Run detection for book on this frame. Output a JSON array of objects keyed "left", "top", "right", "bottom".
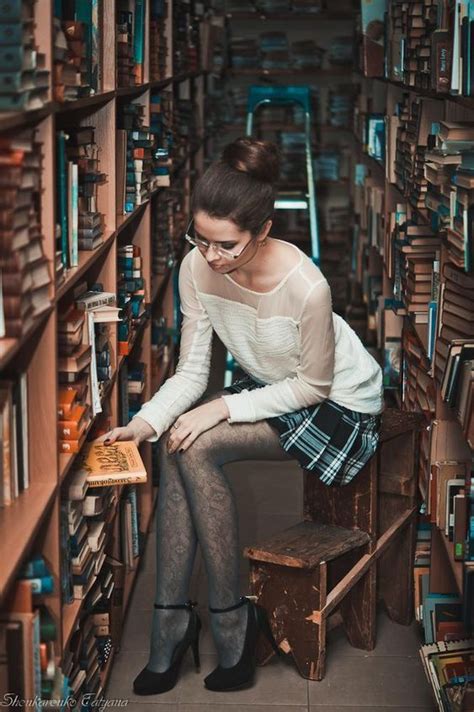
[{"left": 77, "top": 439, "right": 147, "bottom": 487}]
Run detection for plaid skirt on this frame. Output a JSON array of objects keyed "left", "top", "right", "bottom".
[{"left": 224, "top": 375, "right": 382, "bottom": 487}]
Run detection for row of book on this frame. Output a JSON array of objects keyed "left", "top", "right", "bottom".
[
  {"left": 0, "top": 128, "right": 53, "bottom": 338},
  {"left": 150, "top": 0, "right": 169, "bottom": 82},
  {"left": 414, "top": 521, "right": 474, "bottom": 711},
  {"left": 116, "top": 0, "right": 146, "bottom": 87},
  {"left": 0, "top": 556, "right": 66, "bottom": 701},
  {"left": 53, "top": 0, "right": 101, "bottom": 102},
  {"left": 229, "top": 33, "right": 352, "bottom": 71},
  {"left": 0, "top": 0, "right": 49, "bottom": 112},
  {"left": 56, "top": 126, "right": 107, "bottom": 268},
  {"left": 359, "top": 0, "right": 474, "bottom": 99}
]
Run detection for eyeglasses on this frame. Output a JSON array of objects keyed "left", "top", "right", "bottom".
[{"left": 184, "top": 219, "right": 255, "bottom": 260}]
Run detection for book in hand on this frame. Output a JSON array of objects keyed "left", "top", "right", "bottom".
[{"left": 77, "top": 439, "right": 147, "bottom": 487}]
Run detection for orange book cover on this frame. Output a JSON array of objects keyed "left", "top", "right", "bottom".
[
  {"left": 79, "top": 440, "right": 147, "bottom": 487},
  {"left": 57, "top": 388, "right": 77, "bottom": 418}
]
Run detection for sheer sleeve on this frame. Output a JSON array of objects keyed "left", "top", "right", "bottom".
[
  {"left": 131, "top": 250, "right": 213, "bottom": 441},
  {"left": 221, "top": 280, "right": 335, "bottom": 422}
]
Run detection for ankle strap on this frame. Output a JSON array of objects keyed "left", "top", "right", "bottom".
[
  {"left": 209, "top": 596, "right": 248, "bottom": 613},
  {"left": 154, "top": 599, "right": 198, "bottom": 610}
]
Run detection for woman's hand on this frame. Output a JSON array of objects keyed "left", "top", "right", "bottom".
[
  {"left": 97, "top": 416, "right": 157, "bottom": 447},
  {"left": 167, "top": 398, "right": 230, "bottom": 454}
]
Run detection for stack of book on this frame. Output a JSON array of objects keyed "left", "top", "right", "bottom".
[
  {"left": 173, "top": 0, "right": 199, "bottom": 74},
  {"left": 120, "top": 485, "right": 141, "bottom": 570},
  {"left": 327, "top": 35, "right": 353, "bottom": 66},
  {"left": 0, "top": 372, "right": 29, "bottom": 506},
  {"left": 291, "top": 39, "right": 324, "bottom": 70},
  {"left": 0, "top": 0, "right": 49, "bottom": 112},
  {"left": 85, "top": 554, "right": 124, "bottom": 652},
  {"left": 313, "top": 149, "right": 342, "bottom": 182},
  {"left": 53, "top": 20, "right": 86, "bottom": 102},
  {"left": 151, "top": 192, "right": 176, "bottom": 277},
  {"left": 0, "top": 129, "right": 53, "bottom": 338},
  {"left": 117, "top": 244, "right": 146, "bottom": 357},
  {"left": 150, "top": 92, "right": 172, "bottom": 188},
  {"left": 434, "top": 264, "right": 474, "bottom": 448},
  {"left": 116, "top": 103, "right": 153, "bottom": 215},
  {"left": 63, "top": 610, "right": 103, "bottom": 702},
  {"left": 393, "top": 223, "right": 442, "bottom": 324},
  {"left": 327, "top": 85, "right": 354, "bottom": 129},
  {"left": 0, "top": 555, "right": 68, "bottom": 703},
  {"left": 64, "top": 470, "right": 117, "bottom": 602},
  {"left": 394, "top": 96, "right": 444, "bottom": 209},
  {"left": 424, "top": 121, "right": 474, "bottom": 273},
  {"left": 58, "top": 305, "right": 92, "bottom": 455},
  {"left": 116, "top": 6, "right": 134, "bottom": 87},
  {"left": 420, "top": 639, "right": 474, "bottom": 711},
  {"left": 150, "top": 0, "right": 169, "bottom": 81},
  {"left": 260, "top": 31, "right": 289, "bottom": 71},
  {"left": 230, "top": 36, "right": 259, "bottom": 70},
  {"left": 116, "top": 0, "right": 146, "bottom": 87}
]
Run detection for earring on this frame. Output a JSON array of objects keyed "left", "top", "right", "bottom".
[{"left": 260, "top": 236, "right": 268, "bottom": 247}]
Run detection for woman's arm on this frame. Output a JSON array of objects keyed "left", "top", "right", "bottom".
[
  {"left": 220, "top": 280, "right": 335, "bottom": 422},
  {"left": 130, "top": 250, "right": 214, "bottom": 441}
]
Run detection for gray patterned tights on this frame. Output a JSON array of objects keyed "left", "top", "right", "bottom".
[{"left": 147, "top": 390, "right": 293, "bottom": 672}]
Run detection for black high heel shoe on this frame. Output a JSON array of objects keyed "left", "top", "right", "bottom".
[
  {"left": 133, "top": 599, "right": 201, "bottom": 695},
  {"left": 204, "top": 595, "right": 281, "bottom": 692}
]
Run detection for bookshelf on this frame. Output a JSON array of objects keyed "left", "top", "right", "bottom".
[
  {"left": 352, "top": 1, "right": 474, "bottom": 707},
  {"left": 0, "top": 0, "right": 216, "bottom": 703}
]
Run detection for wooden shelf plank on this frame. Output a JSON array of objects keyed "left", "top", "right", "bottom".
[{"left": 0, "top": 481, "right": 57, "bottom": 602}]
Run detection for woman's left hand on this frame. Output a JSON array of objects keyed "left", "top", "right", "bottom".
[{"left": 167, "top": 398, "right": 230, "bottom": 454}]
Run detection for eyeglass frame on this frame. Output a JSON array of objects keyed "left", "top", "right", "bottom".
[{"left": 184, "top": 218, "right": 269, "bottom": 261}]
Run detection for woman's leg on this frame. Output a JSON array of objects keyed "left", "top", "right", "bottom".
[
  {"left": 175, "top": 416, "right": 294, "bottom": 668},
  {"left": 148, "top": 390, "right": 230, "bottom": 672},
  {"left": 147, "top": 437, "right": 198, "bottom": 672}
]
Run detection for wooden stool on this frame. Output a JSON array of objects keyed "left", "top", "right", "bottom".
[{"left": 243, "top": 408, "right": 425, "bottom": 681}]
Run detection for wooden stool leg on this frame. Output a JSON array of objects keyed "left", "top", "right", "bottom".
[
  {"left": 378, "top": 512, "right": 416, "bottom": 625},
  {"left": 336, "top": 544, "right": 377, "bottom": 650},
  {"left": 248, "top": 560, "right": 328, "bottom": 681}
]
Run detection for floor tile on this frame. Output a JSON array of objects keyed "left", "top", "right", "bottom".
[
  {"left": 113, "top": 704, "right": 177, "bottom": 711},
  {"left": 307, "top": 654, "right": 433, "bottom": 708},
  {"left": 178, "top": 706, "right": 307, "bottom": 711},
  {"left": 326, "top": 609, "right": 424, "bottom": 659},
  {"left": 176, "top": 652, "right": 308, "bottom": 706},
  {"left": 309, "top": 708, "right": 434, "bottom": 711}
]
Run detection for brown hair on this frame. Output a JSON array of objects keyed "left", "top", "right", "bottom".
[{"left": 191, "top": 137, "right": 281, "bottom": 237}]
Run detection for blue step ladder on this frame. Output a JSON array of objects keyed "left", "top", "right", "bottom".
[{"left": 224, "top": 84, "right": 320, "bottom": 387}]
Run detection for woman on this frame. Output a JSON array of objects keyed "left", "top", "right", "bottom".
[{"left": 102, "top": 138, "right": 384, "bottom": 695}]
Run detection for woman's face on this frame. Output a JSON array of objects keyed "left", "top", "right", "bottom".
[{"left": 192, "top": 211, "right": 261, "bottom": 272}]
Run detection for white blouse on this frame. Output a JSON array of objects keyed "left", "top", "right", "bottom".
[{"left": 133, "top": 241, "right": 384, "bottom": 442}]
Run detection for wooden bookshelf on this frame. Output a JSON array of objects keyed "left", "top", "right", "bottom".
[
  {"left": 351, "top": 7, "right": 474, "bottom": 691},
  {"left": 0, "top": 0, "right": 211, "bottom": 701}
]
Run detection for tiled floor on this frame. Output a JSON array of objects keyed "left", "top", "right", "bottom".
[{"left": 107, "top": 456, "right": 436, "bottom": 711}]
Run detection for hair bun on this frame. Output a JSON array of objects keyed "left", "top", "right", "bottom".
[{"left": 221, "top": 137, "right": 280, "bottom": 185}]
